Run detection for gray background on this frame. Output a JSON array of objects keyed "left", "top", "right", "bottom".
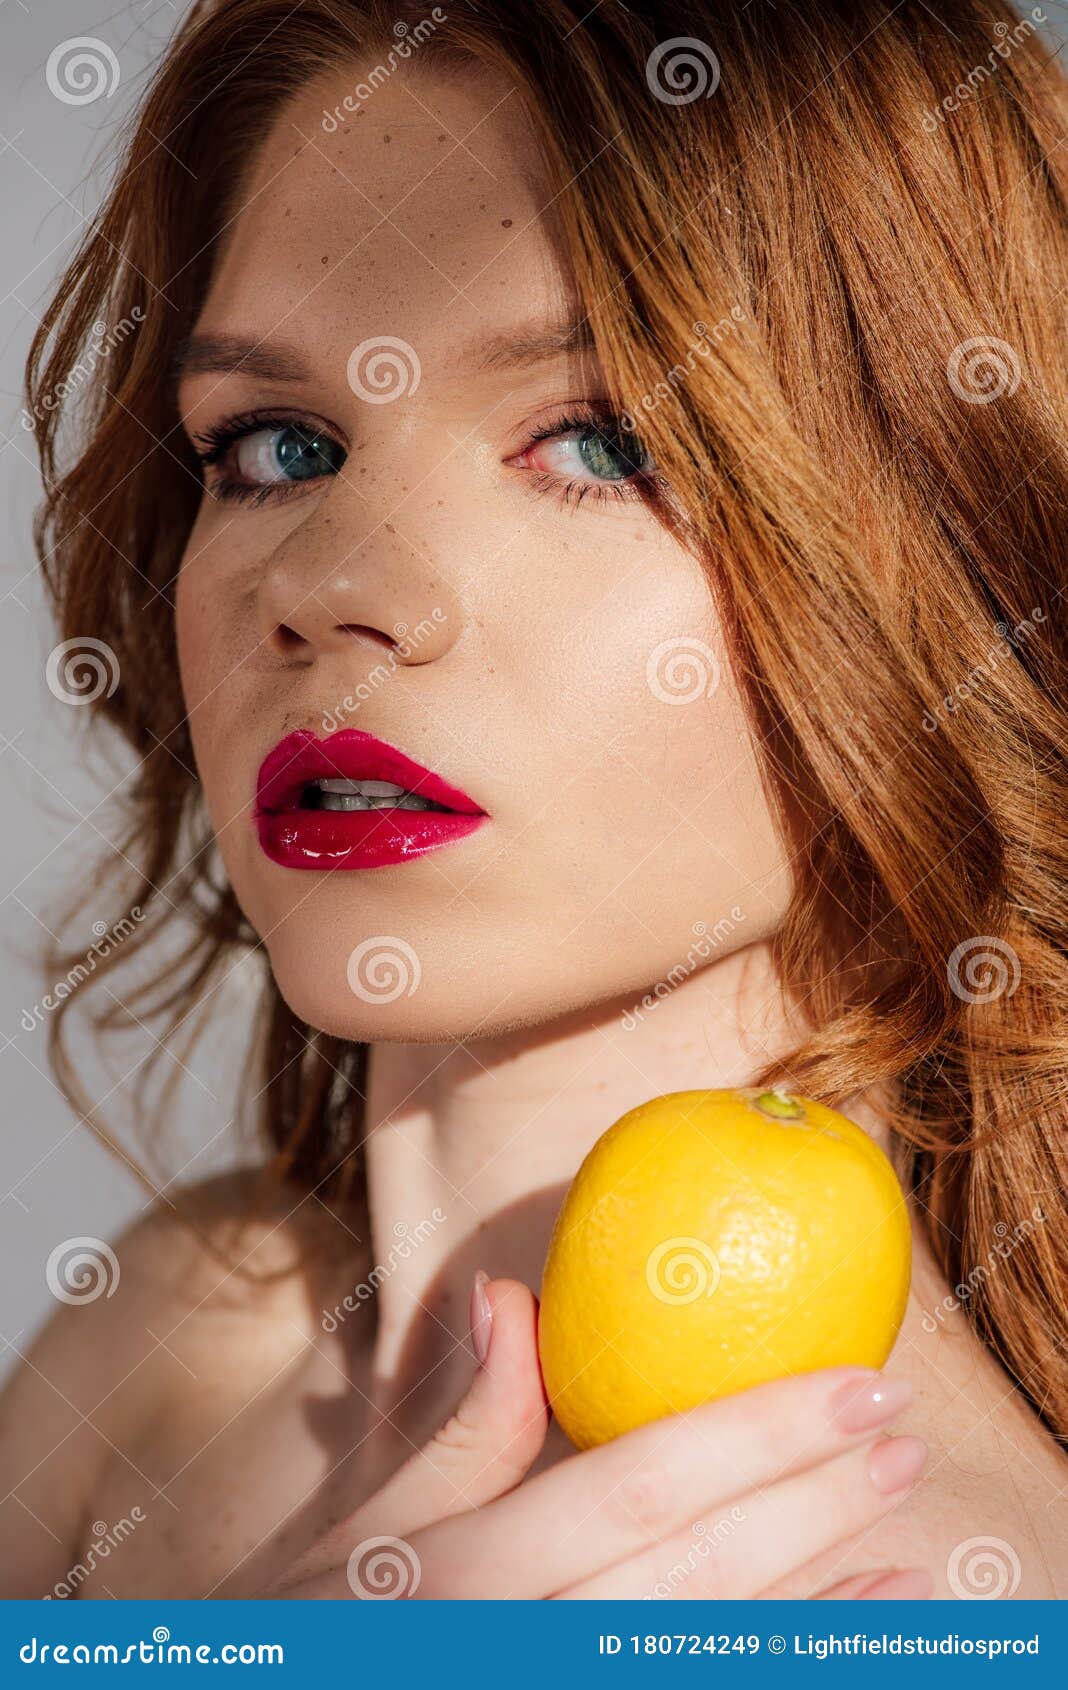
[
  {"left": 0, "top": 0, "right": 245, "bottom": 1382},
  {"left": 2, "top": 1, "right": 1067, "bottom": 1378}
]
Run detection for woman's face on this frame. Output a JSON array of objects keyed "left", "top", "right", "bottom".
[{"left": 175, "top": 61, "right": 790, "bottom": 1041}]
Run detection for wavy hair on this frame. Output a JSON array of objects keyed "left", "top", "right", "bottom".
[{"left": 26, "top": 0, "right": 1068, "bottom": 1437}]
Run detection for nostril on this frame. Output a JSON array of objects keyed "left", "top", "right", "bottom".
[
  {"left": 272, "top": 621, "right": 396, "bottom": 654},
  {"left": 337, "top": 623, "right": 396, "bottom": 650}
]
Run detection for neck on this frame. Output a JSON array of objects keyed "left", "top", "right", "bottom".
[
  {"left": 356, "top": 937, "right": 1048, "bottom": 1480},
  {"left": 363, "top": 939, "right": 807, "bottom": 1371}
]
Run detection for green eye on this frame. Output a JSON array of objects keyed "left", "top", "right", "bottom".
[
  {"left": 194, "top": 412, "right": 349, "bottom": 505},
  {"left": 512, "top": 412, "right": 656, "bottom": 508},
  {"left": 239, "top": 424, "right": 345, "bottom": 484},
  {"left": 576, "top": 424, "right": 650, "bottom": 481}
]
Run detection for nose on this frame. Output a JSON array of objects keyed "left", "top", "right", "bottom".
[{"left": 255, "top": 511, "right": 460, "bottom": 668}]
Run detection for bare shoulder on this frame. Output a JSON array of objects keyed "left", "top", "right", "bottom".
[
  {"left": 0, "top": 1168, "right": 363, "bottom": 1595},
  {"left": 101, "top": 1168, "right": 363, "bottom": 1346}
]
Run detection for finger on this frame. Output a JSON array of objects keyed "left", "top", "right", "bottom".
[
  {"left": 408, "top": 1365, "right": 913, "bottom": 1599},
  {"left": 274, "top": 1276, "right": 548, "bottom": 1593},
  {"left": 817, "top": 1568, "right": 897, "bottom": 1600},
  {"left": 820, "top": 1567, "right": 933, "bottom": 1600},
  {"left": 557, "top": 1434, "right": 927, "bottom": 1599},
  {"left": 369, "top": 1277, "right": 549, "bottom": 1528}
]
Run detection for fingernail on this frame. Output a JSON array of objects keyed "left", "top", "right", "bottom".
[
  {"left": 829, "top": 1372, "right": 913, "bottom": 1433},
  {"left": 868, "top": 1435, "right": 927, "bottom": 1495},
  {"left": 863, "top": 1567, "right": 934, "bottom": 1600},
  {"left": 469, "top": 1268, "right": 493, "bottom": 1366}
]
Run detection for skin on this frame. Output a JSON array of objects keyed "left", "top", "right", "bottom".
[
  {"left": 1, "top": 61, "right": 1066, "bottom": 1600},
  {"left": 175, "top": 70, "right": 788, "bottom": 1048}
]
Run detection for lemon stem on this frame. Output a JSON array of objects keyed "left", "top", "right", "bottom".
[{"left": 752, "top": 1089, "right": 805, "bottom": 1122}]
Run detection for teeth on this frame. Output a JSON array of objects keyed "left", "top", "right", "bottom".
[
  {"left": 317, "top": 779, "right": 405, "bottom": 798},
  {"left": 306, "top": 776, "right": 445, "bottom": 814},
  {"left": 319, "top": 793, "right": 372, "bottom": 811}
]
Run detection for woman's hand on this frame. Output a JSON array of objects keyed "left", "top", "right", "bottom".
[{"left": 266, "top": 1277, "right": 930, "bottom": 1600}]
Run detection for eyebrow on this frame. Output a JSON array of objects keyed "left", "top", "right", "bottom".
[
  {"left": 471, "top": 317, "right": 596, "bottom": 371},
  {"left": 171, "top": 332, "right": 311, "bottom": 384},
  {"left": 171, "top": 317, "right": 596, "bottom": 386}
]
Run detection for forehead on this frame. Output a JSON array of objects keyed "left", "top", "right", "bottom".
[{"left": 198, "top": 60, "right": 570, "bottom": 356}]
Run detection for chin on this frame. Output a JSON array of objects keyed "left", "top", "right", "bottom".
[
  {"left": 256, "top": 913, "right": 522, "bottom": 1045},
  {"left": 262, "top": 923, "right": 620, "bottom": 1047},
  {"left": 264, "top": 932, "right": 436, "bottom": 1041}
]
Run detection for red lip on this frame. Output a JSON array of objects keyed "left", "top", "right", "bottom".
[{"left": 254, "top": 729, "right": 487, "bottom": 871}]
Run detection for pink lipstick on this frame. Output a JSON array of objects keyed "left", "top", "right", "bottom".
[{"left": 255, "top": 729, "right": 487, "bottom": 870}]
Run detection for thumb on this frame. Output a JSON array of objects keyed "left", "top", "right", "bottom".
[
  {"left": 376, "top": 1275, "right": 549, "bottom": 1534},
  {"left": 277, "top": 1276, "right": 548, "bottom": 1590}
]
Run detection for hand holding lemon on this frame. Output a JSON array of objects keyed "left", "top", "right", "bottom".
[
  {"left": 270, "top": 1088, "right": 923, "bottom": 1599},
  {"left": 539, "top": 1087, "right": 911, "bottom": 1449}
]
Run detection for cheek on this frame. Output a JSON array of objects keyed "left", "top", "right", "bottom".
[
  {"left": 175, "top": 549, "right": 261, "bottom": 842},
  {"left": 175, "top": 523, "right": 257, "bottom": 710},
  {"left": 506, "top": 535, "right": 789, "bottom": 930},
  {"left": 532, "top": 544, "right": 751, "bottom": 822},
  {"left": 176, "top": 559, "right": 230, "bottom": 789},
  {"left": 596, "top": 645, "right": 789, "bottom": 960},
  {"left": 175, "top": 562, "right": 281, "bottom": 946},
  {"left": 174, "top": 562, "right": 214, "bottom": 718},
  {"left": 610, "top": 637, "right": 778, "bottom": 895}
]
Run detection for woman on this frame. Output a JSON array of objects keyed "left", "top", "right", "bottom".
[{"left": 2, "top": 0, "right": 1066, "bottom": 1599}]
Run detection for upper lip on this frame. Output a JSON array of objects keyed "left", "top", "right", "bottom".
[{"left": 255, "top": 729, "right": 485, "bottom": 815}]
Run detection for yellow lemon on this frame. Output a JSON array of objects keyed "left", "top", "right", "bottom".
[{"left": 538, "top": 1087, "right": 911, "bottom": 1449}]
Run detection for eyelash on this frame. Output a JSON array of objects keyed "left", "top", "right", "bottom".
[
  {"left": 189, "top": 406, "right": 657, "bottom": 511},
  {"left": 191, "top": 409, "right": 323, "bottom": 510},
  {"left": 519, "top": 411, "right": 656, "bottom": 509}
]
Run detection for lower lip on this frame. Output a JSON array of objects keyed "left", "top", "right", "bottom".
[{"left": 256, "top": 805, "right": 486, "bottom": 870}]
